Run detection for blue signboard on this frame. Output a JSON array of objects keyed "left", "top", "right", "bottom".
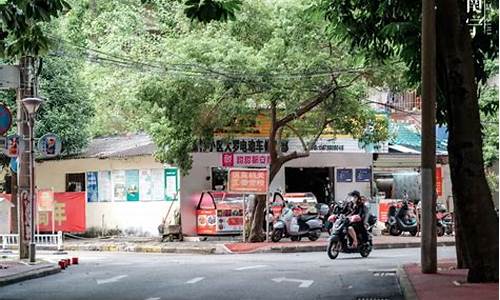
[
  {"left": 355, "top": 168, "right": 372, "bottom": 182},
  {"left": 336, "top": 168, "right": 353, "bottom": 183},
  {"left": 86, "top": 172, "right": 98, "bottom": 202}
]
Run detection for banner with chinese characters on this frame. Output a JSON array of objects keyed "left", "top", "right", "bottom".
[
  {"left": 196, "top": 138, "right": 288, "bottom": 153},
  {"left": 436, "top": 166, "right": 443, "bottom": 197},
  {"left": 221, "top": 153, "right": 270, "bottom": 167},
  {"left": 37, "top": 188, "right": 54, "bottom": 211},
  {"left": 37, "top": 192, "right": 86, "bottom": 233},
  {"left": 227, "top": 168, "right": 269, "bottom": 194}
]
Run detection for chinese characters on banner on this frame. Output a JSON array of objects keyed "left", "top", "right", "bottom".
[
  {"left": 221, "top": 153, "right": 271, "bottom": 167},
  {"left": 436, "top": 166, "right": 443, "bottom": 197},
  {"left": 466, "top": 0, "right": 492, "bottom": 35},
  {"left": 37, "top": 188, "right": 54, "bottom": 211},
  {"left": 37, "top": 192, "right": 86, "bottom": 233},
  {"left": 196, "top": 138, "right": 288, "bottom": 153},
  {"left": 227, "top": 168, "right": 269, "bottom": 194}
]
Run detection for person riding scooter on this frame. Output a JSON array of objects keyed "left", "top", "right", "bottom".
[{"left": 346, "top": 191, "right": 369, "bottom": 249}]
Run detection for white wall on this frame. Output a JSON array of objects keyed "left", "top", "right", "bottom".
[{"left": 35, "top": 156, "right": 178, "bottom": 236}]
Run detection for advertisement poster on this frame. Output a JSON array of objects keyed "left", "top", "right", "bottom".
[
  {"left": 139, "top": 169, "right": 153, "bottom": 201},
  {"left": 98, "top": 171, "right": 112, "bottom": 202},
  {"left": 336, "top": 168, "right": 353, "bottom": 183},
  {"left": 126, "top": 170, "right": 140, "bottom": 201},
  {"left": 196, "top": 209, "right": 217, "bottom": 235},
  {"left": 4, "top": 134, "right": 21, "bottom": 158},
  {"left": 355, "top": 168, "right": 371, "bottom": 182},
  {"left": 227, "top": 168, "right": 269, "bottom": 194},
  {"left": 151, "top": 169, "right": 164, "bottom": 201},
  {"left": 86, "top": 172, "right": 98, "bottom": 202},
  {"left": 37, "top": 133, "right": 62, "bottom": 158},
  {"left": 164, "top": 168, "right": 178, "bottom": 201},
  {"left": 221, "top": 153, "right": 271, "bottom": 167},
  {"left": 112, "top": 170, "right": 126, "bottom": 201}
]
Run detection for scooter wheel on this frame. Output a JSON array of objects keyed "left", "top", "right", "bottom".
[
  {"left": 389, "top": 226, "right": 402, "bottom": 236},
  {"left": 409, "top": 229, "right": 418, "bottom": 236},
  {"left": 291, "top": 235, "right": 302, "bottom": 242},
  {"left": 271, "top": 229, "right": 283, "bottom": 242},
  {"left": 437, "top": 226, "right": 445, "bottom": 237},
  {"left": 327, "top": 240, "right": 340, "bottom": 260},
  {"left": 359, "top": 245, "right": 371, "bottom": 258},
  {"left": 308, "top": 232, "right": 320, "bottom": 241}
]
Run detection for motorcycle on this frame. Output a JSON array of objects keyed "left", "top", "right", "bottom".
[
  {"left": 271, "top": 205, "right": 324, "bottom": 242},
  {"left": 386, "top": 199, "right": 418, "bottom": 236},
  {"left": 326, "top": 214, "right": 376, "bottom": 259},
  {"left": 436, "top": 203, "right": 454, "bottom": 236}
]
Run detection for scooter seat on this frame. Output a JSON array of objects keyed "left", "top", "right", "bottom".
[{"left": 300, "top": 215, "right": 317, "bottom": 222}]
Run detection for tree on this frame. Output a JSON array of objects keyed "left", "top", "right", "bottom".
[
  {"left": 137, "top": 0, "right": 389, "bottom": 241},
  {"left": 321, "top": 0, "right": 499, "bottom": 282}
]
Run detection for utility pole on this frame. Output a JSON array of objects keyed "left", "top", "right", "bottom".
[
  {"left": 17, "top": 56, "right": 36, "bottom": 260},
  {"left": 421, "top": 0, "right": 437, "bottom": 273}
]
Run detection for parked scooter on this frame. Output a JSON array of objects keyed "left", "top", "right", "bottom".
[
  {"left": 386, "top": 199, "right": 418, "bottom": 236},
  {"left": 271, "top": 205, "right": 324, "bottom": 242},
  {"left": 436, "top": 203, "right": 454, "bottom": 236},
  {"left": 326, "top": 213, "right": 376, "bottom": 259}
]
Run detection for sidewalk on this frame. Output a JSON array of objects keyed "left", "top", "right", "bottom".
[
  {"left": 0, "top": 259, "right": 61, "bottom": 287},
  {"left": 398, "top": 260, "right": 499, "bottom": 300},
  {"left": 60, "top": 234, "right": 455, "bottom": 255}
]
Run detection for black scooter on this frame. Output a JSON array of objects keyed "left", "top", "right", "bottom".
[
  {"left": 386, "top": 200, "right": 418, "bottom": 236},
  {"left": 326, "top": 214, "right": 376, "bottom": 259}
]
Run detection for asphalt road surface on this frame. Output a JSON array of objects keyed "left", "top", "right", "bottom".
[{"left": 0, "top": 246, "right": 456, "bottom": 300}]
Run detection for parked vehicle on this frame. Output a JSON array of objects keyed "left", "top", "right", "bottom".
[
  {"left": 386, "top": 199, "right": 418, "bottom": 236},
  {"left": 271, "top": 205, "right": 324, "bottom": 242},
  {"left": 436, "top": 203, "right": 454, "bottom": 236},
  {"left": 283, "top": 193, "right": 318, "bottom": 214},
  {"left": 326, "top": 213, "right": 376, "bottom": 259}
]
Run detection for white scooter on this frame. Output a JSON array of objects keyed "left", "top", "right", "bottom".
[{"left": 271, "top": 206, "right": 324, "bottom": 242}]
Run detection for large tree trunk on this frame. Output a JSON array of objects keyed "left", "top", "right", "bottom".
[
  {"left": 437, "top": 0, "right": 499, "bottom": 283},
  {"left": 248, "top": 194, "right": 266, "bottom": 242}
]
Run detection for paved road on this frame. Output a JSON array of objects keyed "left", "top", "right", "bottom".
[{"left": 0, "top": 246, "right": 456, "bottom": 300}]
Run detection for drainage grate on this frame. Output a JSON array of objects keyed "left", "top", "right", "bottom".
[{"left": 356, "top": 297, "right": 390, "bottom": 300}]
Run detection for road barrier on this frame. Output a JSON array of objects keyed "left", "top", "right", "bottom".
[{"left": 1, "top": 231, "right": 63, "bottom": 251}]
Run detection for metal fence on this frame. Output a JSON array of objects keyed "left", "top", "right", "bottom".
[{"left": 1, "top": 231, "right": 63, "bottom": 251}]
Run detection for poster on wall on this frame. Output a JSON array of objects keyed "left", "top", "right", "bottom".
[
  {"left": 86, "top": 172, "right": 98, "bottom": 202},
  {"left": 139, "top": 169, "right": 153, "bottom": 201},
  {"left": 126, "top": 170, "right": 140, "bottom": 201},
  {"left": 112, "top": 170, "right": 126, "bottom": 201},
  {"left": 151, "top": 169, "right": 165, "bottom": 201},
  {"left": 355, "top": 168, "right": 371, "bottom": 182},
  {"left": 336, "top": 168, "right": 353, "bottom": 182},
  {"left": 436, "top": 166, "right": 443, "bottom": 196},
  {"left": 98, "top": 171, "right": 112, "bottom": 202},
  {"left": 164, "top": 168, "right": 178, "bottom": 201}
]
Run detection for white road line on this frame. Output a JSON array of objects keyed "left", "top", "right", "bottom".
[
  {"left": 145, "top": 298, "right": 160, "bottom": 300},
  {"left": 185, "top": 277, "right": 205, "bottom": 284},
  {"left": 96, "top": 275, "right": 128, "bottom": 285},
  {"left": 272, "top": 277, "right": 314, "bottom": 288},
  {"left": 234, "top": 265, "right": 268, "bottom": 271}
]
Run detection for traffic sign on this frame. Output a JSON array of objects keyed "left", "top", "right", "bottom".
[
  {"left": 37, "top": 133, "right": 62, "bottom": 157},
  {"left": 0, "top": 103, "right": 12, "bottom": 135}
]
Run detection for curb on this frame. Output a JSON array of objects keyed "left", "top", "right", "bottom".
[
  {"left": 397, "top": 265, "right": 418, "bottom": 300},
  {"left": 61, "top": 241, "right": 455, "bottom": 255},
  {"left": 0, "top": 264, "right": 61, "bottom": 287}
]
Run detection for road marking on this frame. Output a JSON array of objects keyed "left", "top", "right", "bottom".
[
  {"left": 272, "top": 277, "right": 314, "bottom": 288},
  {"left": 145, "top": 298, "right": 160, "bottom": 300},
  {"left": 185, "top": 277, "right": 205, "bottom": 284},
  {"left": 235, "top": 265, "right": 268, "bottom": 271},
  {"left": 96, "top": 275, "right": 128, "bottom": 285}
]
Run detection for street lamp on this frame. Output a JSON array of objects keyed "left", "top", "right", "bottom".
[{"left": 22, "top": 97, "right": 43, "bottom": 263}]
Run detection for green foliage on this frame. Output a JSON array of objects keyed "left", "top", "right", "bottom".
[
  {"left": 0, "top": 0, "right": 70, "bottom": 57},
  {"left": 37, "top": 53, "right": 94, "bottom": 156},
  {"left": 136, "top": 0, "right": 388, "bottom": 174},
  {"left": 184, "top": 0, "right": 242, "bottom": 23},
  {"left": 480, "top": 60, "right": 499, "bottom": 167},
  {"left": 321, "top": 0, "right": 499, "bottom": 123}
]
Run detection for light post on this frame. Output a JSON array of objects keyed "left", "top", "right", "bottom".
[{"left": 21, "top": 97, "right": 43, "bottom": 263}]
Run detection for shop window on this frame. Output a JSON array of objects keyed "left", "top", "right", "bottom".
[
  {"left": 66, "top": 173, "right": 86, "bottom": 192},
  {"left": 211, "top": 167, "right": 227, "bottom": 191}
]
